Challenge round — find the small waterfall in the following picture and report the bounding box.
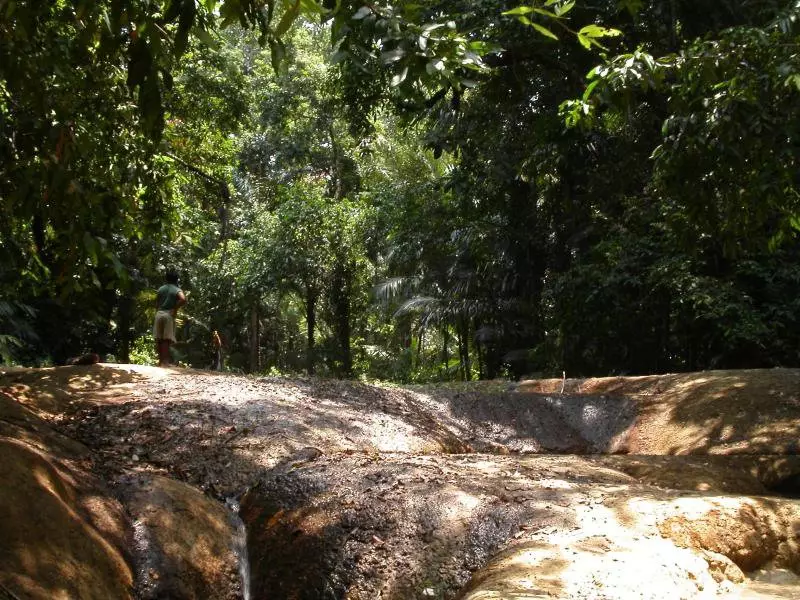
[226,497,252,600]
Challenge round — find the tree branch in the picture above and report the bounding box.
[161,151,230,200]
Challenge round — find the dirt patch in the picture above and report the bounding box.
[460,490,800,600]
[56,371,474,498]
[594,455,800,496]
[518,369,800,454]
[402,386,637,454]
[0,389,90,460]
[0,363,148,420]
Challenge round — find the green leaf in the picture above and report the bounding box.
[193,26,218,48]
[502,6,534,16]
[532,23,559,40]
[582,79,600,101]
[577,33,591,49]
[578,24,622,39]
[785,74,800,91]
[164,0,181,21]
[83,232,98,266]
[467,40,493,53]
[330,49,349,64]
[174,0,197,57]
[555,0,576,17]
[127,38,151,89]
[422,22,445,33]
[102,9,113,34]
[390,67,409,86]
[532,7,558,18]
[426,59,445,74]
[275,0,301,37]
[352,6,371,19]
[330,49,349,63]
[381,48,405,64]
[617,0,644,16]
[299,0,326,15]
[110,253,126,279]
[138,71,164,142]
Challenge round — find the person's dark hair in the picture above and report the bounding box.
[165,270,179,285]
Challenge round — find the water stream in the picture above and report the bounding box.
[226,497,252,600]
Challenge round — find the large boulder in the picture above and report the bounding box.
[0,393,134,600]
[121,475,245,600]
[239,453,800,600]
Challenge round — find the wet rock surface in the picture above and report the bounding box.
[0,392,134,600]
[241,454,800,600]
[2,364,800,599]
[240,454,622,599]
[122,475,243,600]
[0,368,249,600]
[519,369,800,455]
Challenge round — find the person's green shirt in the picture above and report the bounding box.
[157,284,182,311]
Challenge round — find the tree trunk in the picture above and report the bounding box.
[329,264,353,378]
[249,301,259,373]
[442,326,450,377]
[414,327,423,370]
[339,309,352,377]
[475,322,485,380]
[117,294,133,364]
[459,318,471,381]
[328,124,346,201]
[306,291,317,375]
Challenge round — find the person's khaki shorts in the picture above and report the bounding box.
[153,310,176,342]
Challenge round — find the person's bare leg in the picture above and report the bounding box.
[157,340,170,367]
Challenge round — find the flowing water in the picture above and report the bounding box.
[226,497,252,600]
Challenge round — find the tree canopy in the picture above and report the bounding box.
[2,0,799,378]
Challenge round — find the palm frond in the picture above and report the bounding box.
[394,295,440,318]
[0,300,39,363]
[374,276,421,302]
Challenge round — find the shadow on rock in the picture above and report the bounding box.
[120,475,245,600]
[239,454,592,600]
[0,397,134,600]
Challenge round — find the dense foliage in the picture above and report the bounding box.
[2,1,799,378]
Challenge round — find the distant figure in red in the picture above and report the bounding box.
[153,270,186,367]
[211,329,223,370]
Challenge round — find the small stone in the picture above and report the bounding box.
[422,588,435,596]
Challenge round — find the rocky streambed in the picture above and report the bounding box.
[1,365,800,599]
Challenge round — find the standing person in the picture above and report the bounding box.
[153,270,186,367]
[211,329,223,370]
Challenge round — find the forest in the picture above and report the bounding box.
[1,0,799,381]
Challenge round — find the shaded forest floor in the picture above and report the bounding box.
[2,365,800,599]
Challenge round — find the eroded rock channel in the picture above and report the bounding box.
[2,365,800,599]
